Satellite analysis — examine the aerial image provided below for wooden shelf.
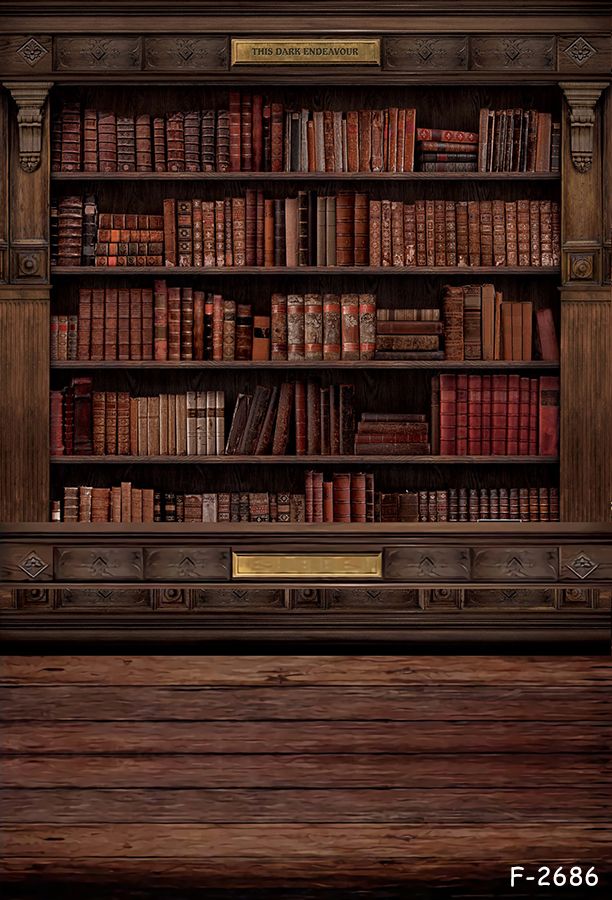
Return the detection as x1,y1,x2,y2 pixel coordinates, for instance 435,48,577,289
51,455,559,465
50,360,561,370
51,171,561,182
52,265,561,276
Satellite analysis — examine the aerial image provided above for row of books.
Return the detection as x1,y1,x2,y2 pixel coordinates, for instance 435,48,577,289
442,285,559,362
431,374,559,456
52,481,559,523
50,384,226,457
477,109,560,173
51,194,561,269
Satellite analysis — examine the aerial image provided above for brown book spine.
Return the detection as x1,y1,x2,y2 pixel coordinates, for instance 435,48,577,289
415,200,426,267
234,303,252,360
335,192,354,266
358,294,376,360
369,199,381,267
306,381,321,455
153,280,168,360
287,294,305,359
304,294,323,360
163,198,177,267
271,293,288,360
517,199,531,266
333,473,351,522
192,198,203,267
254,386,279,454
294,381,307,455
180,287,194,360
425,199,435,266
245,188,257,266
340,294,359,360
177,199,193,267
272,383,294,455
201,109,215,171
322,293,341,360
339,384,355,455
391,200,405,267
212,294,224,361
167,287,181,361
381,200,392,267
529,200,541,266
216,109,230,172
232,197,246,267
229,91,242,171
166,111,185,172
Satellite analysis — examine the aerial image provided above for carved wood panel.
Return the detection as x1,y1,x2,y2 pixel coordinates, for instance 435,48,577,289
384,547,470,582
463,589,555,608
561,547,612,582
0,36,52,74
558,35,612,74
144,36,228,71
383,36,467,71
427,589,463,609
54,36,142,70
471,548,558,582
470,36,555,71
0,545,53,582
143,547,230,581
192,588,285,608
54,548,144,581
323,588,420,609
57,589,151,608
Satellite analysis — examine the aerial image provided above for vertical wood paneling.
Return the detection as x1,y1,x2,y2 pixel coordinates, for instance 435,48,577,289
0,298,49,521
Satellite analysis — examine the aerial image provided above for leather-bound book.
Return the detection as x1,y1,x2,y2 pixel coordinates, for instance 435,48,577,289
535,308,559,361
442,285,464,361
215,390,225,454
153,116,166,171
153,280,168,360
539,200,553,267
147,395,161,456
433,200,446,267
77,288,92,360
346,110,359,172
504,201,518,266
201,109,215,171
304,294,323,360
333,473,351,522
57,195,83,267
321,480,333,522
263,199,274,267
414,200,426,267
256,190,265,266
535,112,552,172
167,287,181,361
322,110,335,172
335,192,354,266
399,202,415,268
456,373,468,455
529,200,541,266
371,109,383,172
358,109,372,171
521,301,533,361
241,93,253,172
231,197,246,267
213,199,225,267
163,198,177,267
191,199,203,267
439,373,457,455
538,375,559,456
320,387,330,455
251,94,263,171
506,374,520,454
479,200,493,266
269,102,283,172
284,196,298,267
353,193,368,266
88,288,104,361
98,111,117,172
501,302,513,360
518,376,530,455
442,201,456,266
216,109,230,172
248,493,268,523
141,288,153,360
50,391,65,456
255,386,279,454
467,200,480,266
368,199,382,267
225,393,251,454
551,201,563,264
51,109,62,172
73,376,93,455
322,293,341,360
491,374,508,455
117,289,130,360
184,110,200,172
396,109,406,173
358,294,376,360
62,384,75,455
186,390,198,456
128,288,142,361
180,287,194,360
117,115,136,171
177,200,193,267
287,294,305,359
244,188,257,266
430,375,440,454
329,385,340,455
211,293,223,361
463,284,482,359
452,200,467,267
272,198,285,267
339,384,355,455
387,107,398,172
467,374,482,455
229,91,242,171
50,316,60,361
312,110,324,171
272,382,294,455
222,300,236,360
480,374,492,455
252,314,270,360
239,385,273,455
491,199,505,267
294,381,307,455
350,472,367,523
306,381,321,455
83,107,98,171
424,199,435,267
403,108,416,172
270,293,288,360
325,196,337,266
204,295,214,359
381,199,392,267
516,199,530,266
235,303,253,360
305,471,314,522
166,111,185,172
340,294,359,360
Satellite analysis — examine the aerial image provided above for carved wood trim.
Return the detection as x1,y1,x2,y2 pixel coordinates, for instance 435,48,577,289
2,81,52,172
559,81,608,173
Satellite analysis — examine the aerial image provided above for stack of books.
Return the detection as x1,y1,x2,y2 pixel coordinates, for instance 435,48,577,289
416,127,478,172
375,307,443,360
354,413,430,455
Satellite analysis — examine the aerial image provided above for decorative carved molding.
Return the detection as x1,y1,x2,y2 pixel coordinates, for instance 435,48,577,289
471,35,554,71
560,81,608,173
569,252,595,280
17,551,49,579
54,36,142,70
144,36,228,71
16,36,49,68
3,82,52,173
563,36,597,67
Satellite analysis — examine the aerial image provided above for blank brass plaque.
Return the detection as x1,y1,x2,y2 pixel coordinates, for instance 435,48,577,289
232,553,383,579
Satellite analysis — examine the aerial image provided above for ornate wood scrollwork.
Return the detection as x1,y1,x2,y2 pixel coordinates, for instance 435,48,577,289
3,81,52,172
560,81,608,173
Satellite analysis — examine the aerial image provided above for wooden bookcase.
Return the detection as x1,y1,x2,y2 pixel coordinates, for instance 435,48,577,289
0,1,610,646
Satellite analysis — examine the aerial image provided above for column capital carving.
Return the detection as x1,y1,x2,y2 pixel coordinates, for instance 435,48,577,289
3,81,53,173
559,81,608,173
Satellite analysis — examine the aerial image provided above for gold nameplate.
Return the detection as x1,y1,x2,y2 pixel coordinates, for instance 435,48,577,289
232,552,383,579
231,38,381,67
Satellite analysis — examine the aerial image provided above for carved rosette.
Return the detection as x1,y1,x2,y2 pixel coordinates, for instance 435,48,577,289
560,81,608,173
3,82,52,172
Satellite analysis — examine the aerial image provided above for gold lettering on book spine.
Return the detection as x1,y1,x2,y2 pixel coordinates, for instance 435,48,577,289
231,39,381,66
232,553,383,579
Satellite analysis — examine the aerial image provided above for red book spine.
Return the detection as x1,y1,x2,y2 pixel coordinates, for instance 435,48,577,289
212,294,224,361
439,374,456,455
241,93,253,171
323,480,334,522
491,374,508,455
518,376,530,455
467,374,482,455
456,373,468,455
229,91,242,171
77,288,92,360
129,288,142,360
142,288,153,360
506,373,520,455
350,472,367,523
167,287,181,361
538,375,560,456
270,103,284,172
305,470,314,522
252,94,263,171
50,391,65,455
340,294,360,360
528,377,539,455
312,471,324,522
481,375,492,456
332,473,351,523
295,381,307,456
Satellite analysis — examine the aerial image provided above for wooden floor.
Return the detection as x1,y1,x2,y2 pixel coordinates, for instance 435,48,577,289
1,655,611,898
